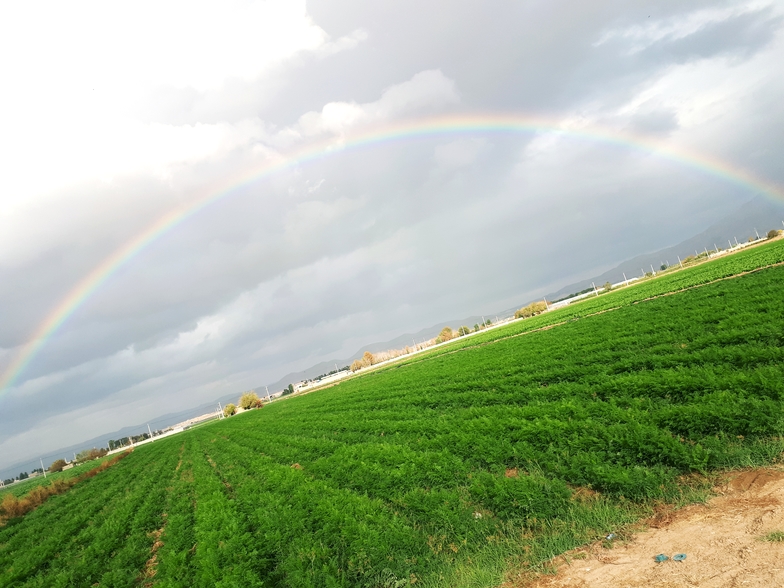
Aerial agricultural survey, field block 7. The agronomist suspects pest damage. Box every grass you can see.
[762,531,784,542]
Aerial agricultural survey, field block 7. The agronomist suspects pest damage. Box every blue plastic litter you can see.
[654,554,669,563]
[673,553,687,561]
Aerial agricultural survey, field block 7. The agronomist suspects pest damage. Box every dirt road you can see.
[523,469,784,588]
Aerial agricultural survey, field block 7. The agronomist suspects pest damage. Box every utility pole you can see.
[218,402,224,419]
[623,272,628,286]
[544,298,550,310]
[735,237,739,246]
[148,424,153,438]
[40,458,46,479]
[677,255,683,269]
[592,282,599,296]
[265,386,271,402]
[650,264,656,276]
[729,239,733,250]
[714,244,719,254]
[755,228,760,240]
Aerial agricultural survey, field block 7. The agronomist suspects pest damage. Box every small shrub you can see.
[435,327,453,344]
[515,301,547,319]
[0,494,24,518]
[48,459,67,473]
[223,403,236,417]
[239,391,260,410]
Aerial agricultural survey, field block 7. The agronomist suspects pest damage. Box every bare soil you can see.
[522,468,784,588]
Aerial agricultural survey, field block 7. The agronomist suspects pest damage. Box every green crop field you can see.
[0,456,115,499]
[1,239,783,588]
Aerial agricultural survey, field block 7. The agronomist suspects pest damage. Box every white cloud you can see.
[294,69,460,137]
[318,29,370,57]
[0,0,364,266]
[594,2,773,54]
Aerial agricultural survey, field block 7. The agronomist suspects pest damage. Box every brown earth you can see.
[522,468,784,588]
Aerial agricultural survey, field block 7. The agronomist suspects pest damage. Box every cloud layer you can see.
[2,0,783,471]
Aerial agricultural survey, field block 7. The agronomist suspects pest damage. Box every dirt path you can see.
[522,469,784,588]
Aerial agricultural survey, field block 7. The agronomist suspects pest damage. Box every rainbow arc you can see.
[2,113,782,394]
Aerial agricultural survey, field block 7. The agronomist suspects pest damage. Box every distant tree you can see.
[603,281,613,291]
[49,459,67,473]
[514,301,547,319]
[19,472,29,480]
[474,323,481,331]
[660,264,668,271]
[362,351,376,367]
[768,229,781,239]
[253,397,263,408]
[239,391,260,410]
[75,448,107,464]
[436,326,453,343]
[224,403,236,417]
[457,326,471,336]
[350,359,363,372]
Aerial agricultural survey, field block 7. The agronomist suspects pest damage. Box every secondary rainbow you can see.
[2,113,783,394]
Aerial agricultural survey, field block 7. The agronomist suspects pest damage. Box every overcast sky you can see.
[2,0,784,472]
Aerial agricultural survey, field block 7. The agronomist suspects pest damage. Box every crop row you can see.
[0,442,178,587]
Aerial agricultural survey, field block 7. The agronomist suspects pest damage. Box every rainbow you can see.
[2,113,783,394]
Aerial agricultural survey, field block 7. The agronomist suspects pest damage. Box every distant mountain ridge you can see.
[544,196,784,302]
